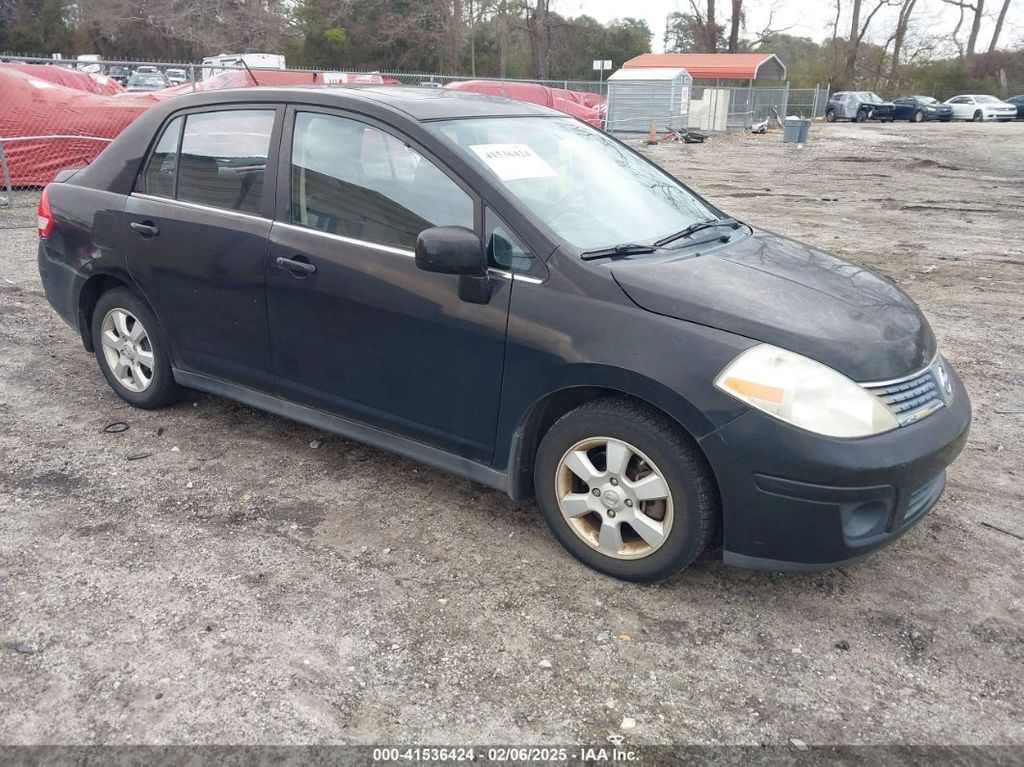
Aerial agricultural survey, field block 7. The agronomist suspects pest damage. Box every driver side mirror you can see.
[415,226,492,305]
[415,226,486,276]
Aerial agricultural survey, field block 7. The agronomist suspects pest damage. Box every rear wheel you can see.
[534,398,716,582]
[91,287,180,409]
[825,109,836,123]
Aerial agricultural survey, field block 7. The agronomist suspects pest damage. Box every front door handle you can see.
[130,221,160,238]
[276,256,317,276]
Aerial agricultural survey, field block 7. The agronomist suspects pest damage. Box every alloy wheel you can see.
[554,436,674,560]
[100,308,155,392]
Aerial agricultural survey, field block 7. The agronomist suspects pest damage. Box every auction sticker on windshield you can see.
[469,143,557,181]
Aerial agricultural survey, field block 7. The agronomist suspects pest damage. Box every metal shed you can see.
[605,67,692,133]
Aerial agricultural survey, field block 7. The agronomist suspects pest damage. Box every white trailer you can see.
[200,53,286,80]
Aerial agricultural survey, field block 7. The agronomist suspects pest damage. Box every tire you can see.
[913,110,925,123]
[91,287,180,409]
[533,397,716,582]
[856,110,868,123]
[973,110,983,122]
[825,109,836,123]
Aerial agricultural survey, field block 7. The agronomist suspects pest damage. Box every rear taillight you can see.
[37,185,54,238]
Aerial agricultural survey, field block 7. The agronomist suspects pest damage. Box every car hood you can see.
[610,231,936,382]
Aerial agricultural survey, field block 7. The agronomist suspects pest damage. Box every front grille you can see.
[863,359,950,426]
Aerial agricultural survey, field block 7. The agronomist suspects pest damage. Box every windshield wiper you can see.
[580,243,658,261]
[654,217,742,247]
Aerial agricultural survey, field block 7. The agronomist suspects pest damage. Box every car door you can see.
[264,107,512,462]
[893,98,912,120]
[127,106,282,390]
[948,97,970,120]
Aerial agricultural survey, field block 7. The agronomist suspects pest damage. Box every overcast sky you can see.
[555,0,1024,58]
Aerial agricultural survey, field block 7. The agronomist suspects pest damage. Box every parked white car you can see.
[944,94,1017,122]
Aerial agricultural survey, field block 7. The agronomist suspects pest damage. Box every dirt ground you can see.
[0,121,1021,747]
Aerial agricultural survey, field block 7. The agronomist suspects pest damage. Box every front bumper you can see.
[699,363,971,570]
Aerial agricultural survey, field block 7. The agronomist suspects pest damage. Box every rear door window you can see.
[176,109,275,215]
[140,116,182,198]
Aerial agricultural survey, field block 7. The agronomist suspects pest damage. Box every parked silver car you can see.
[825,91,896,123]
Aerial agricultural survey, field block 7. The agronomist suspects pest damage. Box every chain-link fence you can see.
[677,84,828,133]
[0,53,614,211]
[0,53,608,94]
[1,53,828,218]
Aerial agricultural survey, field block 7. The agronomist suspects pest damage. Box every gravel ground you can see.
[0,121,1021,747]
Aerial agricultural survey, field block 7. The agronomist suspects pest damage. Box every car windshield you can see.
[130,75,164,86]
[859,92,884,103]
[975,95,1000,103]
[916,96,936,104]
[428,116,716,252]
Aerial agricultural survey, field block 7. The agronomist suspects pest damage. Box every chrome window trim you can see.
[859,354,940,388]
[274,221,415,258]
[486,269,543,284]
[131,195,546,281]
[513,273,544,284]
[131,192,269,224]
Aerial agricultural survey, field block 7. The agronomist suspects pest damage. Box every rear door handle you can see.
[275,256,317,276]
[130,221,160,238]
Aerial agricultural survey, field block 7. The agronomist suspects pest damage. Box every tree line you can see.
[0,0,652,81]
[668,0,1021,96]
[1,0,1020,95]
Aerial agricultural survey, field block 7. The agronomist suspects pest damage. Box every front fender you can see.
[495,266,756,499]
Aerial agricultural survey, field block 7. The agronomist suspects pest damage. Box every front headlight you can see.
[715,344,899,438]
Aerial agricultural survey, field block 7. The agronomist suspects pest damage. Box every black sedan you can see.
[893,95,953,122]
[35,86,970,581]
[1008,95,1024,119]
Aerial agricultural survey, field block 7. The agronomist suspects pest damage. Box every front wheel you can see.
[92,287,180,409]
[914,110,925,123]
[973,110,983,122]
[534,398,716,582]
[855,110,868,123]
[825,109,836,122]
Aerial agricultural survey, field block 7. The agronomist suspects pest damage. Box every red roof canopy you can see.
[623,53,786,81]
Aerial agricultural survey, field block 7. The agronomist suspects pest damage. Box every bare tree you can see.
[941,0,984,56]
[728,0,742,52]
[706,0,717,52]
[888,0,918,86]
[841,0,863,86]
[688,0,718,52]
[524,0,551,78]
[830,0,843,85]
[987,0,1012,52]
[842,0,898,87]
[749,5,793,48]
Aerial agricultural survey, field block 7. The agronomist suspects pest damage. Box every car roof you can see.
[162,85,563,122]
